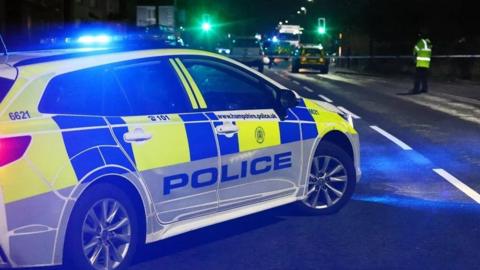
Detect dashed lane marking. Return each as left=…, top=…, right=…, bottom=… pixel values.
left=292, top=80, right=301, bottom=85
left=303, top=86, right=314, bottom=93
left=318, top=95, right=333, bottom=103
left=337, top=106, right=361, bottom=119
left=370, top=125, right=413, bottom=150
left=433, top=168, right=480, bottom=204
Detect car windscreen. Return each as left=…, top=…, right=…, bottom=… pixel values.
left=302, top=48, right=323, bottom=56
left=0, top=77, right=15, bottom=104
left=232, top=39, right=259, bottom=47
left=278, top=33, right=299, bottom=41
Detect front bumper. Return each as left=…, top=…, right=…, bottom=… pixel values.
left=299, top=63, right=328, bottom=69
left=348, top=132, right=362, bottom=182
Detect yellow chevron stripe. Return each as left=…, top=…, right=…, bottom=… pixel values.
left=174, top=58, right=208, bottom=109
left=169, top=59, right=199, bottom=109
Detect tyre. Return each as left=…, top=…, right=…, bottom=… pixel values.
left=64, top=183, right=141, bottom=270
left=298, top=141, right=356, bottom=215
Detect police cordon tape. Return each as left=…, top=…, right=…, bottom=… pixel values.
left=267, top=55, right=480, bottom=59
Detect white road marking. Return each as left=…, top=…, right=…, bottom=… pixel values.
left=318, top=95, right=333, bottom=103
left=303, top=86, right=314, bottom=93
left=292, top=80, right=301, bottom=85
left=433, top=169, right=480, bottom=204
left=337, top=106, right=361, bottom=119
left=370, top=125, right=413, bottom=150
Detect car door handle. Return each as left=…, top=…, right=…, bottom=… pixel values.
left=123, top=128, right=152, bottom=143
left=215, top=123, right=239, bottom=138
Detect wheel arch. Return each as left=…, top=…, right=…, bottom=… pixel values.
left=318, top=130, right=354, bottom=161
left=53, top=168, right=153, bottom=265
left=300, top=130, right=356, bottom=198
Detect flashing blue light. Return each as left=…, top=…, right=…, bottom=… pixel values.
left=77, top=34, right=112, bottom=45
left=272, top=36, right=279, bottom=43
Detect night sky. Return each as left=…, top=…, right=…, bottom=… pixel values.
left=180, top=0, right=480, bottom=54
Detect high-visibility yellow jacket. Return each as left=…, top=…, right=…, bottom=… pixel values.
left=414, top=38, right=432, bottom=68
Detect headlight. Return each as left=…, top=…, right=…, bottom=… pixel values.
left=313, top=100, right=354, bottom=128
left=338, top=112, right=354, bottom=128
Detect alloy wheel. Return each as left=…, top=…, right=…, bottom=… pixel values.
left=81, top=199, right=132, bottom=270
left=303, top=155, right=348, bottom=209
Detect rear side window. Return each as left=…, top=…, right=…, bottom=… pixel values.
left=0, top=77, right=15, bottom=103
left=39, top=58, right=191, bottom=116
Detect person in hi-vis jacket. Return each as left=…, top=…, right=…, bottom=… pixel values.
left=411, top=33, right=432, bottom=94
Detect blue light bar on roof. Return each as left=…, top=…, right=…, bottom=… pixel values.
left=77, top=34, right=112, bottom=45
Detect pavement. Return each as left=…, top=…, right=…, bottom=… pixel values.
left=331, top=66, right=480, bottom=104
left=21, top=64, right=480, bottom=270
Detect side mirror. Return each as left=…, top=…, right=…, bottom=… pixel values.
left=280, top=90, right=299, bottom=108
left=275, top=90, right=299, bottom=120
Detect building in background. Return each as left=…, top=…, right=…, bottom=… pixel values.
left=67, top=0, right=122, bottom=23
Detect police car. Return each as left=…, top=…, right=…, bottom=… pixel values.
left=0, top=48, right=360, bottom=270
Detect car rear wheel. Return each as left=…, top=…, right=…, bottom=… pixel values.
left=299, top=141, right=356, bottom=214
left=64, top=183, right=140, bottom=270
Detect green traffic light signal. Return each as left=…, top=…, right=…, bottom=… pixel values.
left=202, top=22, right=212, bottom=32
left=318, top=17, right=326, bottom=34
left=201, top=13, right=212, bottom=32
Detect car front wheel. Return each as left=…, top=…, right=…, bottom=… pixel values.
left=64, top=183, right=140, bottom=270
left=300, top=141, right=356, bottom=214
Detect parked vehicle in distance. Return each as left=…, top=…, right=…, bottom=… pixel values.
left=229, top=37, right=266, bottom=72
left=292, top=44, right=330, bottom=74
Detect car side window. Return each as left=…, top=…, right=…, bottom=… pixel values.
left=39, top=58, right=192, bottom=116
left=182, top=58, right=277, bottom=111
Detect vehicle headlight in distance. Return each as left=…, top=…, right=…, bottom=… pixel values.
left=263, top=56, right=270, bottom=65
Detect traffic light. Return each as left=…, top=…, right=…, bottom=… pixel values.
left=202, top=14, right=212, bottom=32
left=202, top=22, right=211, bottom=32
left=318, top=18, right=326, bottom=34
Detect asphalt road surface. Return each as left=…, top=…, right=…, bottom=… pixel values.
left=24, top=63, right=480, bottom=270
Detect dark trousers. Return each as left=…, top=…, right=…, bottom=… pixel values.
left=413, top=67, right=429, bottom=92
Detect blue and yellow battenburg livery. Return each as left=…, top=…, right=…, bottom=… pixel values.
left=0, top=49, right=360, bottom=269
